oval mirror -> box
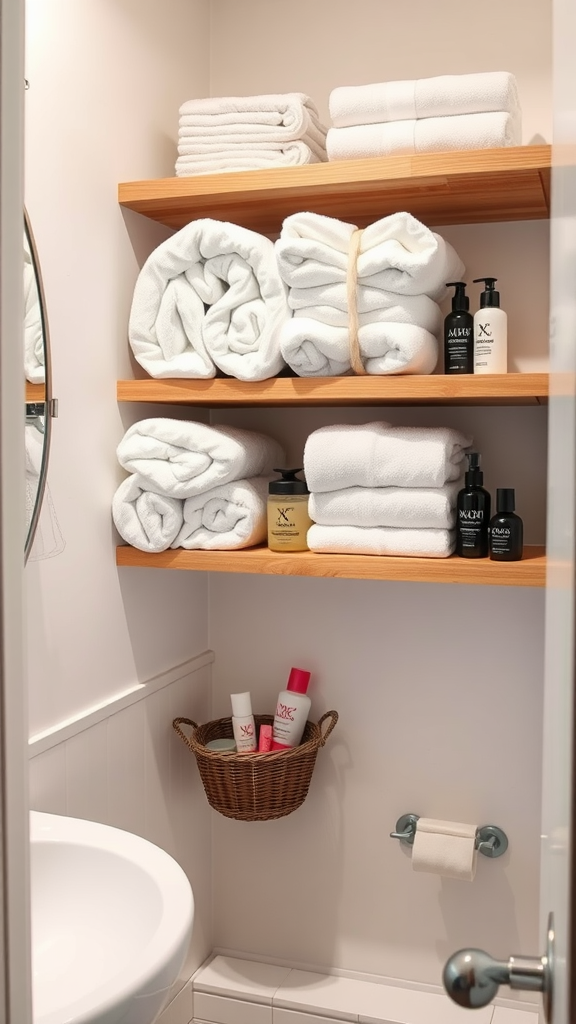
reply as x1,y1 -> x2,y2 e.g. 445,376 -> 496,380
24,209 -> 54,562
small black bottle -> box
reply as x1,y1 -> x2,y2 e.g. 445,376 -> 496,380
456,453 -> 491,558
444,282 -> 474,374
489,489 -> 523,561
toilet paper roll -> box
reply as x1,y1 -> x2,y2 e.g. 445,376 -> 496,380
412,818 -> 477,881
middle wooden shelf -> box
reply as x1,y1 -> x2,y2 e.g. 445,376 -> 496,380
116,544 -> 547,587
117,372 -> 549,408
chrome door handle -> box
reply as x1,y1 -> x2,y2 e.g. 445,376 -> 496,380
443,914 -> 554,1021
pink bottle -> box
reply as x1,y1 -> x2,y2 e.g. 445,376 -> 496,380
271,668 -> 311,751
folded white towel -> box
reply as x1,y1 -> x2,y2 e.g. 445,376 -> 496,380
309,481 -> 461,530
304,422 -> 472,492
280,317 -> 438,376
128,219 -> 289,380
113,475 -> 184,553
175,143 -> 323,177
117,420 -> 284,500
179,93 -> 327,142
308,523 -> 456,558
327,111 -> 521,161
329,72 -> 520,128
173,477 -> 268,550
24,244 -> 45,384
177,125 -> 326,162
276,211 -> 464,301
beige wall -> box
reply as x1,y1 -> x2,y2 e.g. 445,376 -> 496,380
207,0 -> 551,990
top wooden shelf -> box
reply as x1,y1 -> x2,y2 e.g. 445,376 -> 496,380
118,145 -> 551,234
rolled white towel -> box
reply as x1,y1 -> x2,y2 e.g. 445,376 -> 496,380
173,477 -> 269,550
117,420 -> 284,500
178,93 -> 327,143
175,143 -> 323,177
329,72 -> 521,128
24,244 -> 45,384
327,110 -> 521,161
308,523 -> 456,558
280,317 -> 438,376
113,475 -> 183,553
276,211 -> 464,301
309,481 -> 461,530
304,422 -> 472,492
128,218 -> 289,381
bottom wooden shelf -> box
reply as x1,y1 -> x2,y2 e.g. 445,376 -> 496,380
116,544 -> 546,588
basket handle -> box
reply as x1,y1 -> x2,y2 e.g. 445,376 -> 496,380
317,710 -> 338,746
173,717 -> 198,749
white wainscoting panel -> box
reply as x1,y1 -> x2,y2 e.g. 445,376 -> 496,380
28,654 -> 214,989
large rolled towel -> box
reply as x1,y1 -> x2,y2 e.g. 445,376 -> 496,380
128,219 -> 289,381
309,481 -> 461,530
327,111 -> 521,161
280,317 -> 438,376
113,475 -> 183,553
329,72 -> 521,128
308,523 -> 456,558
117,420 -> 284,500
24,242 -> 45,384
304,422 -> 472,492
276,211 -> 464,301
173,477 -> 269,550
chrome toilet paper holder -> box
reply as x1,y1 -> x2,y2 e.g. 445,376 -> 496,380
390,813 -> 508,859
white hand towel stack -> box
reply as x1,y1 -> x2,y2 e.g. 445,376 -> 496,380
128,219 -> 290,381
327,72 -> 522,160
113,419 -> 284,553
275,211 -> 464,376
176,94 -> 328,177
304,422 -> 472,558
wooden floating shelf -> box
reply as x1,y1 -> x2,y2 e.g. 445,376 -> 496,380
26,382 -> 45,402
117,373 -> 549,408
116,544 -> 546,588
118,145 -> 551,234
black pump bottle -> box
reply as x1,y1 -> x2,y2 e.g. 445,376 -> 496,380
489,488 -> 523,561
444,282 -> 474,374
456,453 -> 491,558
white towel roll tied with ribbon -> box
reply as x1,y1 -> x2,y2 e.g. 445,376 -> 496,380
412,818 -> 478,881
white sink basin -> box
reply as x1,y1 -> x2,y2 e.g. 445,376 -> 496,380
31,811 -> 194,1024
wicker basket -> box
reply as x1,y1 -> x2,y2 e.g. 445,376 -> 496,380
172,711 -> 338,821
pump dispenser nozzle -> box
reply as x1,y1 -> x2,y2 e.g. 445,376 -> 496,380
446,282 -> 470,312
465,452 -> 484,487
473,277 -> 500,308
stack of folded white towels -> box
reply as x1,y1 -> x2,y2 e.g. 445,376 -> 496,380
304,422 -> 472,558
113,420 -> 283,553
275,210 -> 464,377
175,93 -> 328,177
327,71 -> 522,160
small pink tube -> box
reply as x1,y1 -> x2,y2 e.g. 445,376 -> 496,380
258,724 -> 273,752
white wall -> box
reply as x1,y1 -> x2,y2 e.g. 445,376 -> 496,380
207,0 -> 551,990
24,0 -> 212,735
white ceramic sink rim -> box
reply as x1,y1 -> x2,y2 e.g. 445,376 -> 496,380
31,811 -> 194,1024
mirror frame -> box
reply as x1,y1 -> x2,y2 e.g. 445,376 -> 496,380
25,208 -> 54,563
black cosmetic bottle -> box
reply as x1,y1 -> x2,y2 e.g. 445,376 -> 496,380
456,453 -> 491,558
444,282 -> 474,374
489,488 -> 524,561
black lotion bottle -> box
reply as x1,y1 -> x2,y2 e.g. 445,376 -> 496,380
489,488 -> 523,561
444,282 -> 474,374
456,453 -> 491,558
